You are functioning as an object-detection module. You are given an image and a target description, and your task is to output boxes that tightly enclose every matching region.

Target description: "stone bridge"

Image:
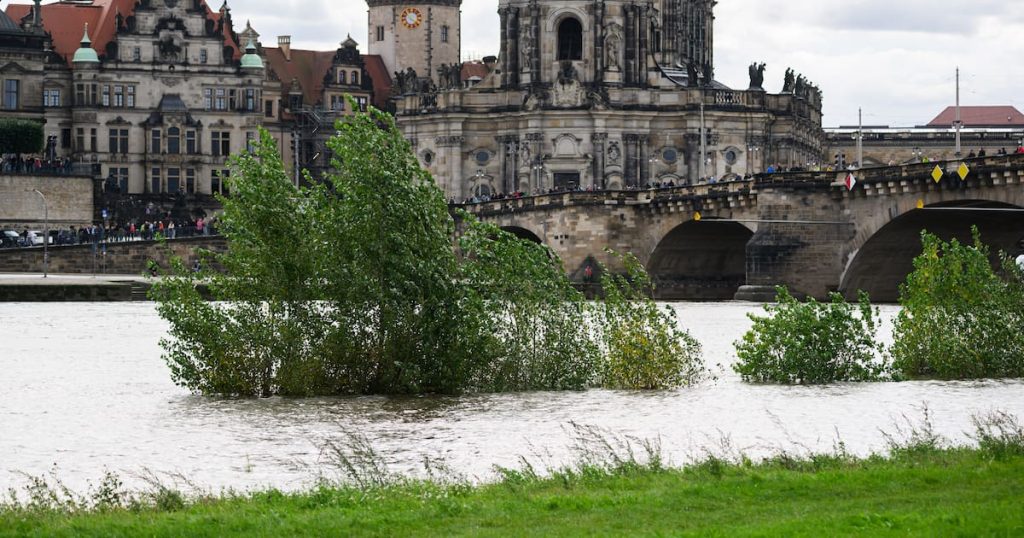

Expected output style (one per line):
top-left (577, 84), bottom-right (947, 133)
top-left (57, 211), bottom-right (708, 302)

top-left (463, 154), bottom-right (1024, 302)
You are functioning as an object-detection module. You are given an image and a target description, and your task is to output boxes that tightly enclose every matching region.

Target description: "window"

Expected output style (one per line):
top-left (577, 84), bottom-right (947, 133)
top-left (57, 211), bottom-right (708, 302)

top-left (126, 86), bottom-right (135, 108)
top-left (215, 88), bottom-right (226, 110)
top-left (186, 168), bottom-right (196, 193)
top-left (557, 18), bottom-right (583, 61)
top-left (211, 169), bottom-right (230, 194)
top-left (199, 49), bottom-right (208, 64)
top-left (43, 89), bottom-right (60, 107)
top-left (167, 168), bottom-right (180, 193)
top-left (3, 79), bottom-right (19, 109)
top-left (245, 88), bottom-right (256, 111)
top-left (441, 25), bottom-right (449, 43)
top-left (112, 167), bottom-right (128, 193)
top-left (90, 129), bottom-right (97, 152)
top-left (101, 85), bottom-right (110, 107)
top-left (376, 25), bottom-right (384, 42)
top-left (151, 129), bottom-right (161, 153)
top-left (151, 167), bottom-right (161, 194)
top-left (75, 128), bottom-right (84, 151)
top-left (186, 130), bottom-right (196, 154)
top-left (203, 88), bottom-right (212, 110)
top-left (338, 71), bottom-right (346, 84)
top-left (245, 131), bottom-right (256, 153)
top-left (167, 127), bottom-right (180, 154)
top-left (351, 71), bottom-right (359, 85)
top-left (61, 128), bottom-right (71, 149)
top-left (264, 99), bottom-right (274, 118)
top-left (113, 85), bottom-right (124, 107)
top-left (75, 84), bottom-right (85, 106)
top-left (132, 47), bottom-right (141, 62)
top-left (211, 131), bottom-right (230, 156)
top-left (330, 95), bottom-right (344, 111)
top-left (108, 128), bottom-right (128, 154)
top-left (228, 89), bottom-right (237, 110)
top-left (355, 96), bottom-right (368, 111)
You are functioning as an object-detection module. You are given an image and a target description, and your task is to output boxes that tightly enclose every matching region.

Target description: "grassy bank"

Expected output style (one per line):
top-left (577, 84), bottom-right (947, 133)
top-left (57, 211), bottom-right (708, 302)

top-left (3, 441), bottom-right (1023, 537)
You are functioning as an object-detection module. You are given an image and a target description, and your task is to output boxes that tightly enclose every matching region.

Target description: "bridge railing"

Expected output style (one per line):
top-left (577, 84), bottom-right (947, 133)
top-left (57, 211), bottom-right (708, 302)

top-left (755, 152), bottom-right (1024, 188)
top-left (457, 180), bottom-right (755, 214)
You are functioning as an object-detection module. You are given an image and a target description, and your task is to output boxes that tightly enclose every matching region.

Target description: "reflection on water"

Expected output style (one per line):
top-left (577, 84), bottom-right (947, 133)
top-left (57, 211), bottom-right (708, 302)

top-left (1, 302), bottom-right (1022, 492)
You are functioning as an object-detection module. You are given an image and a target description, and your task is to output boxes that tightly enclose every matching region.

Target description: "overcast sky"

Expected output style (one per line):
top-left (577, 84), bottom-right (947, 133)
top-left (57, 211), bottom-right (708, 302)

top-left (24, 0), bottom-right (1023, 127)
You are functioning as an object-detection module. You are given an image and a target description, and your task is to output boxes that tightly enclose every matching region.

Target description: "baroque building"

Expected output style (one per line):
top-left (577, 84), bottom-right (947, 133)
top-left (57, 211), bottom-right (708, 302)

top-left (2, 0), bottom-right (386, 196)
top-left (391, 0), bottom-right (827, 200)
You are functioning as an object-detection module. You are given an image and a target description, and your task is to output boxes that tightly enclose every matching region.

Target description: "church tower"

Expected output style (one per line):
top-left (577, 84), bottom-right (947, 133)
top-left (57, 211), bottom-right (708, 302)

top-left (366, 1), bottom-right (462, 81)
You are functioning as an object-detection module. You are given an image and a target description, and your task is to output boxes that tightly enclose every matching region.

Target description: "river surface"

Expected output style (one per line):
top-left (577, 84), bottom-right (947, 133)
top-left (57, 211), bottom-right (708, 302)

top-left (1, 302), bottom-right (1022, 493)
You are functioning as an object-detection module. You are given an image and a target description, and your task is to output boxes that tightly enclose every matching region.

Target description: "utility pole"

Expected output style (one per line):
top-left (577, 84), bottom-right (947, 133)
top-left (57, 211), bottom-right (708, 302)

top-left (856, 107), bottom-right (864, 169)
top-left (955, 67), bottom-right (962, 157)
top-left (32, 189), bottom-right (48, 278)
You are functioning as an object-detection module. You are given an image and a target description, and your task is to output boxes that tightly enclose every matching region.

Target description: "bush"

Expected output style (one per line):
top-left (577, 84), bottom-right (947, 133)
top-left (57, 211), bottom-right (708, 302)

top-left (153, 101), bottom-right (704, 397)
top-left (891, 229), bottom-right (1024, 380)
top-left (0, 119), bottom-right (44, 155)
top-left (733, 287), bottom-right (889, 384)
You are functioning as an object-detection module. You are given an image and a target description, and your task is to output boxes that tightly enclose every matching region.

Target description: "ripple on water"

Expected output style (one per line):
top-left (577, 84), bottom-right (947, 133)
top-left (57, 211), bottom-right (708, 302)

top-left (0, 302), bottom-right (1022, 492)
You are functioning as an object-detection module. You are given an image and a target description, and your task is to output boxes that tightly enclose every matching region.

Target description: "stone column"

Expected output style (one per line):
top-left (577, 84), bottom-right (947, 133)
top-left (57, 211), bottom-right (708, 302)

top-left (530, 3), bottom-right (541, 85)
top-left (592, 133), bottom-right (607, 189)
top-left (499, 7), bottom-right (509, 88)
top-left (593, 0), bottom-right (605, 83)
top-left (508, 8), bottom-right (520, 88)
top-left (637, 4), bottom-right (648, 87)
top-left (623, 5), bottom-right (634, 85)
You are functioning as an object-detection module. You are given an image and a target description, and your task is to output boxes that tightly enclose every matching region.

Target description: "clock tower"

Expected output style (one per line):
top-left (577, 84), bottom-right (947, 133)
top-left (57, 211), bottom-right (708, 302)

top-left (366, 0), bottom-right (462, 83)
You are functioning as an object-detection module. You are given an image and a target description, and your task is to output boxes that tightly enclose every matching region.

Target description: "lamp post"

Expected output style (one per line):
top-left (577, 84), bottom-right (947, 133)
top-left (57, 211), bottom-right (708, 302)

top-left (32, 189), bottom-right (48, 278)
top-left (912, 146), bottom-right (922, 163)
top-left (648, 154), bottom-right (658, 187)
top-left (746, 144), bottom-right (760, 175)
top-left (531, 159), bottom-right (544, 195)
top-left (473, 169), bottom-right (485, 200)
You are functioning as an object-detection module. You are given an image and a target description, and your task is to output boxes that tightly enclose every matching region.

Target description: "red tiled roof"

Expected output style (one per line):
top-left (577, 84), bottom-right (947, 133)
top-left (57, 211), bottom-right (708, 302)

top-left (461, 61), bottom-right (490, 81)
top-left (927, 106), bottom-right (1024, 127)
top-left (5, 0), bottom-right (239, 65)
top-left (362, 54), bottom-right (392, 109)
top-left (264, 47), bottom-right (336, 106)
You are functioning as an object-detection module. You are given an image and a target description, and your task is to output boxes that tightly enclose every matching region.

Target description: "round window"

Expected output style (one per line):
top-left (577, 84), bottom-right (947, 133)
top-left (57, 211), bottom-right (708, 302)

top-left (724, 149), bottom-right (738, 165)
top-left (475, 150), bottom-right (490, 165)
top-left (421, 150), bottom-right (434, 166)
top-left (662, 148), bottom-right (678, 163)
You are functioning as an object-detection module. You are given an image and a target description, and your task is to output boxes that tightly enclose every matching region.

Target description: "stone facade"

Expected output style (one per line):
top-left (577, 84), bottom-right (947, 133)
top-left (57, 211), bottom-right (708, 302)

top-left (2, 0), bottom-right (386, 197)
top-left (393, 0), bottom-right (826, 201)
top-left (0, 174), bottom-right (94, 229)
top-left (367, 0), bottom-right (462, 81)
top-left (0, 235), bottom-right (225, 274)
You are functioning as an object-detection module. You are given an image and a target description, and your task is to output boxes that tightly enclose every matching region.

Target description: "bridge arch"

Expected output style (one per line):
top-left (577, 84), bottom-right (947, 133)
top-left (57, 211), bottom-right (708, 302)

top-left (647, 219), bottom-right (754, 300)
top-left (840, 199), bottom-right (1024, 302)
top-left (500, 225), bottom-right (543, 244)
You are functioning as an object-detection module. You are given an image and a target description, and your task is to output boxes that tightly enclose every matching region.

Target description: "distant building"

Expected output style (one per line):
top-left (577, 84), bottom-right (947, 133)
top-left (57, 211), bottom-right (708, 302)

top-left (388, 0), bottom-right (827, 200)
top-left (2, 0), bottom-right (388, 195)
top-left (827, 106), bottom-right (1024, 167)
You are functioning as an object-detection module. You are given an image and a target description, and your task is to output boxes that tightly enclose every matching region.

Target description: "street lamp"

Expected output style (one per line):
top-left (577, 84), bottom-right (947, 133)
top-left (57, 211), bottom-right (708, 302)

top-left (32, 189), bottom-right (48, 278)
top-left (648, 154), bottom-right (658, 187)
top-left (746, 145), bottom-right (760, 175)
top-left (912, 146), bottom-right (923, 163)
top-left (531, 159), bottom-right (544, 194)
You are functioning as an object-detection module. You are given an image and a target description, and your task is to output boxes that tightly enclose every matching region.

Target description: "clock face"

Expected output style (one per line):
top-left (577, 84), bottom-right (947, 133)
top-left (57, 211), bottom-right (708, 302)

top-left (400, 7), bottom-right (423, 29)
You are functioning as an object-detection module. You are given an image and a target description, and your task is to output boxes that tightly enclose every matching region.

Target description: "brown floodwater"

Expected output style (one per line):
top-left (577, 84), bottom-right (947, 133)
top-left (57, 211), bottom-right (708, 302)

top-left (1, 302), bottom-right (1021, 492)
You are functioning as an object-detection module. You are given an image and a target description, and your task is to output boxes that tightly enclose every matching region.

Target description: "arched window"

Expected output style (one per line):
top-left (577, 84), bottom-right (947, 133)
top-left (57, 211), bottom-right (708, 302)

top-left (351, 71), bottom-right (359, 85)
top-left (338, 70), bottom-right (346, 84)
top-left (557, 18), bottom-right (583, 61)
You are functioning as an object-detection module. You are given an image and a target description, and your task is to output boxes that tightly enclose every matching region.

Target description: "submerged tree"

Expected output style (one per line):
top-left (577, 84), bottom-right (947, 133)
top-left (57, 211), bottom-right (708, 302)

top-left (152, 103), bottom-right (704, 397)
top-left (891, 229), bottom-right (1024, 380)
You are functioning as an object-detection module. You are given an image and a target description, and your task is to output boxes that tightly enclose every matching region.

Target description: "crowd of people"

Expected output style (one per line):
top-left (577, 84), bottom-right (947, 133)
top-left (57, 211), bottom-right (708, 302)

top-left (0, 217), bottom-right (217, 249)
top-left (0, 155), bottom-right (77, 175)
top-left (453, 177), bottom-right (753, 205)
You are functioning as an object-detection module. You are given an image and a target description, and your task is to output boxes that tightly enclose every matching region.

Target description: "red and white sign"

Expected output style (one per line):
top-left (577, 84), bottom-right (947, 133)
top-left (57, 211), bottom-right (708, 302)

top-left (844, 173), bottom-right (857, 191)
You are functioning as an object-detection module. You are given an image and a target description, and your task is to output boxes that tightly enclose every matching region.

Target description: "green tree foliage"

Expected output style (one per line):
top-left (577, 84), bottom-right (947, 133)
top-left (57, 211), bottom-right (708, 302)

top-left (153, 103), bottom-right (705, 397)
top-left (733, 288), bottom-right (889, 384)
top-left (891, 229), bottom-right (1024, 379)
top-left (0, 119), bottom-right (44, 155)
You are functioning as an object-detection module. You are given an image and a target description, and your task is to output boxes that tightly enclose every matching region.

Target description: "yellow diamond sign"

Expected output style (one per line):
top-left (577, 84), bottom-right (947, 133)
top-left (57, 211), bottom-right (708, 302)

top-left (958, 162), bottom-right (970, 180)
top-left (694, 211), bottom-right (702, 222)
top-left (931, 165), bottom-right (943, 183)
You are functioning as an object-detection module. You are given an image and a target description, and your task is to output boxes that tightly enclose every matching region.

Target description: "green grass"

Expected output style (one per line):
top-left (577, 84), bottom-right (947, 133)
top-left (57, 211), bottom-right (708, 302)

top-left (2, 448), bottom-right (1023, 537)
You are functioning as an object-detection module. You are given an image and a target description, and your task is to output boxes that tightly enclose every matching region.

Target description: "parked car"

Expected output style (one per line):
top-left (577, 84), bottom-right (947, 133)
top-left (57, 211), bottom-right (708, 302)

top-left (1, 230), bottom-right (24, 248)
top-left (26, 231), bottom-right (52, 247)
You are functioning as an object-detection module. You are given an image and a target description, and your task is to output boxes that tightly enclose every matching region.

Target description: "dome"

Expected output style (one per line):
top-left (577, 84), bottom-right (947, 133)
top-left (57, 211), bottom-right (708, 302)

top-left (72, 23), bottom-right (99, 64)
top-left (239, 39), bottom-right (264, 69)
